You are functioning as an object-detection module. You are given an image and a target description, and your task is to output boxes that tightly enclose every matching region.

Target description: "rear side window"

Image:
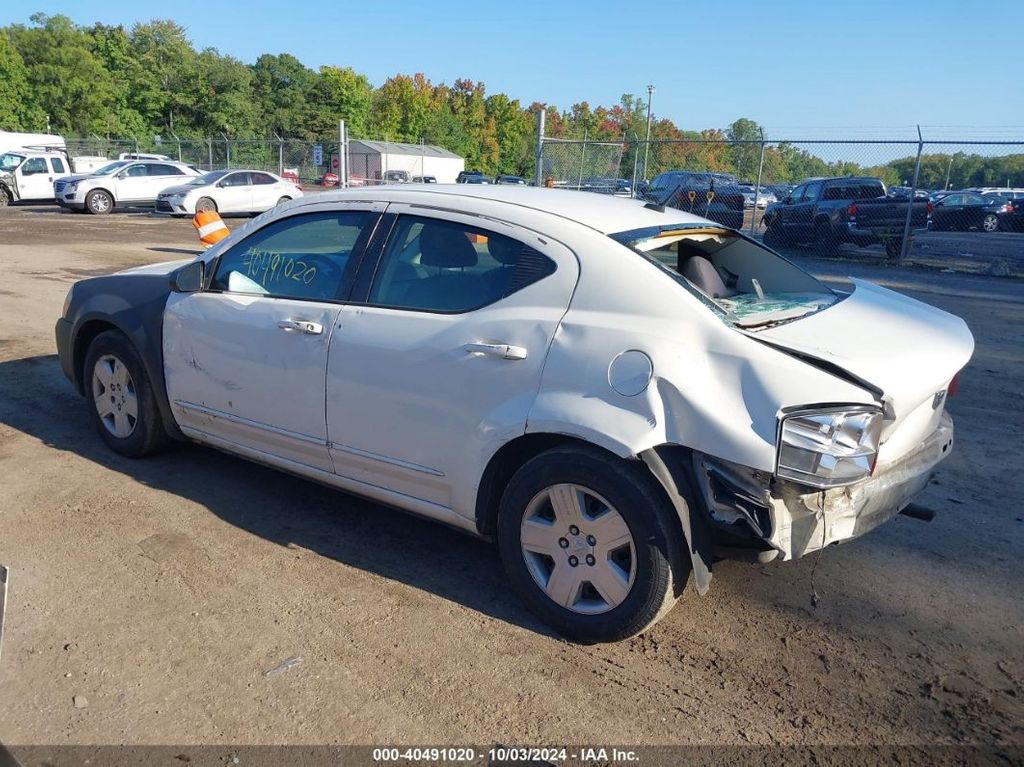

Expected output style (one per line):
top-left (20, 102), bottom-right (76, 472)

top-left (50, 158), bottom-right (66, 173)
top-left (149, 163), bottom-right (184, 176)
top-left (250, 172), bottom-right (276, 185)
top-left (367, 216), bottom-right (556, 313)
top-left (211, 211), bottom-right (376, 301)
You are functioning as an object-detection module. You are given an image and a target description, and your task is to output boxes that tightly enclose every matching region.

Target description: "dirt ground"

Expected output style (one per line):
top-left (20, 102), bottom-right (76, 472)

top-left (0, 204), bottom-right (1022, 752)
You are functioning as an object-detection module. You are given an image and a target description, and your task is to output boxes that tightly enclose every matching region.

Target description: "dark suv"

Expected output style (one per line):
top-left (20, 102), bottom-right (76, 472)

top-left (456, 170), bottom-right (488, 184)
top-left (643, 171), bottom-right (745, 229)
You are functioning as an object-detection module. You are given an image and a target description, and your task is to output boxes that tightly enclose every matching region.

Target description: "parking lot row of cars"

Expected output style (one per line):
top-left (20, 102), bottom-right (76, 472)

top-left (0, 147), bottom-right (304, 215)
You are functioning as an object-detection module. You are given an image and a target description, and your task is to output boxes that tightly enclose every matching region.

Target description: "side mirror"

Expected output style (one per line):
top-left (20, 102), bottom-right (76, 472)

top-left (170, 260), bottom-right (205, 293)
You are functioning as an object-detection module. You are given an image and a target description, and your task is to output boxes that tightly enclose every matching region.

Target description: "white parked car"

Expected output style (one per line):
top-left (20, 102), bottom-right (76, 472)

top-left (55, 160), bottom-right (201, 214)
top-left (156, 169), bottom-right (304, 216)
top-left (55, 186), bottom-right (973, 642)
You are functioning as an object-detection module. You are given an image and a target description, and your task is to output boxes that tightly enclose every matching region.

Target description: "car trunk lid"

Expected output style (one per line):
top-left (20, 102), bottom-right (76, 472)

top-left (748, 278), bottom-right (974, 427)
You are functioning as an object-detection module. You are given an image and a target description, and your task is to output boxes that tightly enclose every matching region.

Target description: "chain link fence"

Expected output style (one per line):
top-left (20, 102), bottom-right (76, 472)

top-left (63, 135), bottom-right (346, 184)
top-left (536, 130), bottom-right (1024, 276)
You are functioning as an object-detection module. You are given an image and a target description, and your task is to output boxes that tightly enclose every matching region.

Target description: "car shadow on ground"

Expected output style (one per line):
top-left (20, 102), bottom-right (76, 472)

top-left (0, 353), bottom-right (556, 638)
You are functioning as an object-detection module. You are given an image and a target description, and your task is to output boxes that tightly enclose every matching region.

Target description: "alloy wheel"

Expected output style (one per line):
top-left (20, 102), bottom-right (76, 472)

top-left (520, 483), bottom-right (636, 615)
top-left (91, 354), bottom-right (138, 438)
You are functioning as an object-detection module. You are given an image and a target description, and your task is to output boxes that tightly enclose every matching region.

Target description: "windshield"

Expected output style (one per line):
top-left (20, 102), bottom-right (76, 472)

top-left (610, 224), bottom-right (837, 328)
top-left (0, 153), bottom-right (25, 172)
top-left (94, 161), bottom-right (130, 176)
top-left (193, 171), bottom-right (229, 185)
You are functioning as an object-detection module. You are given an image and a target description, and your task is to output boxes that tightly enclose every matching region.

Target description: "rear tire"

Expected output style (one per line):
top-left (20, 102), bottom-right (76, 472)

top-left (83, 330), bottom-right (169, 458)
top-left (0, 186), bottom-right (9, 207)
top-left (195, 197), bottom-right (217, 213)
top-left (497, 445), bottom-right (686, 643)
top-left (885, 239), bottom-right (902, 260)
top-left (85, 189), bottom-right (113, 215)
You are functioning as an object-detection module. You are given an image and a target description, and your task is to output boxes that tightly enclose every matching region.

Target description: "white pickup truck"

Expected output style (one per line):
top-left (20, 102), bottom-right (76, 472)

top-left (0, 149), bottom-right (109, 205)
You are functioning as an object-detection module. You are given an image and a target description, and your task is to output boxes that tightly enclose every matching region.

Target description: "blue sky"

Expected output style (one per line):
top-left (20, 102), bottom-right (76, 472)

top-left (3, 1), bottom-right (1023, 135)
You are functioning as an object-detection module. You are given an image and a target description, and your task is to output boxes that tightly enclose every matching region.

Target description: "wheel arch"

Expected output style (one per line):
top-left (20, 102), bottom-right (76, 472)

top-left (475, 432), bottom-right (712, 596)
top-left (64, 278), bottom-right (184, 440)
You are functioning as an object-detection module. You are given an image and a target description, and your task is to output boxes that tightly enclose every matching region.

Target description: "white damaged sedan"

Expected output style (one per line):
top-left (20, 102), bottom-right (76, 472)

top-left (155, 169), bottom-right (303, 216)
top-left (55, 186), bottom-right (973, 642)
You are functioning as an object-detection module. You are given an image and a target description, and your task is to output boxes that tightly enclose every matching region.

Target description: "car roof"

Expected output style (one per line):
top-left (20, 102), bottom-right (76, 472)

top-left (301, 185), bottom-right (710, 234)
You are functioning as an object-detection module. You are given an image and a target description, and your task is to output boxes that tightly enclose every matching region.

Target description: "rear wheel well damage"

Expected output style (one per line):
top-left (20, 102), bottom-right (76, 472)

top-left (475, 434), bottom-right (711, 597)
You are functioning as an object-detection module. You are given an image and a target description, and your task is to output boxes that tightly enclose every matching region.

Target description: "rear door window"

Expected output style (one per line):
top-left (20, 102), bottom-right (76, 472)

top-left (367, 215), bottom-right (556, 313)
top-left (148, 163), bottom-right (185, 176)
top-left (50, 157), bottom-right (66, 173)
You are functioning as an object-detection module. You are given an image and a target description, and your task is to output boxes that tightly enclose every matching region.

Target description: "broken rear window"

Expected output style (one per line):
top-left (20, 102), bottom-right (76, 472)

top-left (610, 225), bottom-right (839, 329)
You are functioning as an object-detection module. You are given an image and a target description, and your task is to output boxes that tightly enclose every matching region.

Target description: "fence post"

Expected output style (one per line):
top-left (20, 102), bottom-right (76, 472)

top-left (222, 134), bottom-right (230, 168)
top-left (170, 132), bottom-right (181, 162)
top-left (578, 129), bottom-right (587, 190)
top-left (274, 132), bottom-right (283, 176)
top-left (630, 133), bottom-right (640, 198)
top-left (898, 125), bottom-right (924, 264)
top-left (750, 129), bottom-right (767, 235)
top-left (207, 139), bottom-right (213, 171)
top-left (534, 108), bottom-right (545, 186)
top-left (339, 120), bottom-right (348, 188)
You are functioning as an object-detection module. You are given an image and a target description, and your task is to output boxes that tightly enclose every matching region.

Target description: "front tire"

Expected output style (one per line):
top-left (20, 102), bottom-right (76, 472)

top-left (195, 197), bottom-right (217, 213)
top-left (85, 189), bottom-right (113, 215)
top-left (497, 446), bottom-right (685, 642)
top-left (83, 330), bottom-right (168, 457)
top-left (763, 217), bottom-right (786, 248)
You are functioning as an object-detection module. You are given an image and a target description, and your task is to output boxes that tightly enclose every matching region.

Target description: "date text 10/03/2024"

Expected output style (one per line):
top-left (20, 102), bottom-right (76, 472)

top-left (371, 747), bottom-right (639, 762)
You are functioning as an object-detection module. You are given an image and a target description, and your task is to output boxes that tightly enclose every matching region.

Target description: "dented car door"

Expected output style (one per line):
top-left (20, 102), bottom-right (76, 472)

top-left (163, 205), bottom-right (383, 472)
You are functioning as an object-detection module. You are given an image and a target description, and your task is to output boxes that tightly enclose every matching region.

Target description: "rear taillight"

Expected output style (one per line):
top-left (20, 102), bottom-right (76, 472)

top-left (948, 373), bottom-right (960, 397)
top-left (847, 203), bottom-right (858, 217)
top-left (927, 202), bottom-right (934, 215)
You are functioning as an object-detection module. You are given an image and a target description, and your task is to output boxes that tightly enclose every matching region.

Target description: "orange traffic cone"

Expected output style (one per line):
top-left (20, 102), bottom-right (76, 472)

top-left (193, 210), bottom-right (229, 248)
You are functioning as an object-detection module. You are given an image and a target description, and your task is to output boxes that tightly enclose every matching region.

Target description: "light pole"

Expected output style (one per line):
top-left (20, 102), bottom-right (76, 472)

top-left (945, 154), bottom-right (954, 190)
top-left (642, 84), bottom-right (654, 182)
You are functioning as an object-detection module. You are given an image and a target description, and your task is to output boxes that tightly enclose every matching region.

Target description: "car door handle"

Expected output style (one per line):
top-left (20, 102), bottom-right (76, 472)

top-left (278, 319), bottom-right (323, 335)
top-left (464, 342), bottom-right (527, 360)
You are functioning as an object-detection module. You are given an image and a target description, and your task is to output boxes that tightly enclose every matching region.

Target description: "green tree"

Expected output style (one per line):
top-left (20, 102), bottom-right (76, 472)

top-left (313, 65), bottom-right (373, 138)
top-left (8, 13), bottom-right (117, 134)
top-left (251, 53), bottom-right (315, 137)
top-left (727, 117), bottom-right (761, 181)
top-left (127, 20), bottom-right (197, 132)
top-left (0, 30), bottom-right (43, 130)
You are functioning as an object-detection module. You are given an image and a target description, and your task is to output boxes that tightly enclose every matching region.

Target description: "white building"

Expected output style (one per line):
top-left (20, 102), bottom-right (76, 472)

top-left (346, 140), bottom-right (465, 184)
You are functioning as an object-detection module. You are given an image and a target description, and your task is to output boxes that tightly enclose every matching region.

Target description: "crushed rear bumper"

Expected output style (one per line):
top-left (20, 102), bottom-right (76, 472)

top-left (691, 411), bottom-right (955, 561)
